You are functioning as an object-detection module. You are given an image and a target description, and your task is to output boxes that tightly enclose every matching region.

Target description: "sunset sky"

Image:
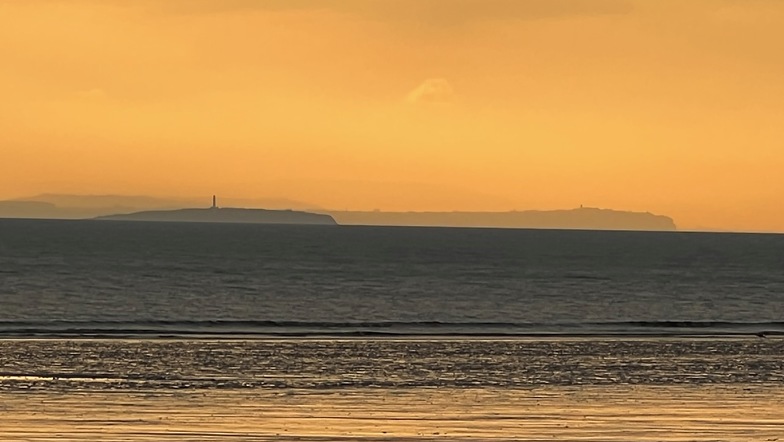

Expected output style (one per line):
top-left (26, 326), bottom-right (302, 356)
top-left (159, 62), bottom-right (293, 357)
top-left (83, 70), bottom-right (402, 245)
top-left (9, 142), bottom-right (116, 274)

top-left (2, 0), bottom-right (783, 231)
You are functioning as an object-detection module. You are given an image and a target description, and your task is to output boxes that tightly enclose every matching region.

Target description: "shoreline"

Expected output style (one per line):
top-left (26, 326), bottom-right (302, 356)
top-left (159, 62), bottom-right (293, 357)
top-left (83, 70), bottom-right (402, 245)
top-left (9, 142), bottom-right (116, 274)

top-left (0, 332), bottom-right (780, 341)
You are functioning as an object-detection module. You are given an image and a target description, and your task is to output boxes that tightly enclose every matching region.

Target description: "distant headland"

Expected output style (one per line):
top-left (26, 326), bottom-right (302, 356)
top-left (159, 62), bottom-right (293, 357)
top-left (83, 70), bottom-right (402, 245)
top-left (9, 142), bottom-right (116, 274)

top-left (94, 196), bottom-right (337, 225)
top-left (0, 194), bottom-right (676, 231)
top-left (328, 207), bottom-right (676, 231)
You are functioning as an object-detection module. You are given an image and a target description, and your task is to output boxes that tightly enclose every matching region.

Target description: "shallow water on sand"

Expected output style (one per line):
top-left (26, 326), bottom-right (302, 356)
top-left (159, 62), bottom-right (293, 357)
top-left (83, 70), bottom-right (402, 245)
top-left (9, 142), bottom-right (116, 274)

top-left (1, 338), bottom-right (784, 390)
top-left (1, 338), bottom-right (783, 440)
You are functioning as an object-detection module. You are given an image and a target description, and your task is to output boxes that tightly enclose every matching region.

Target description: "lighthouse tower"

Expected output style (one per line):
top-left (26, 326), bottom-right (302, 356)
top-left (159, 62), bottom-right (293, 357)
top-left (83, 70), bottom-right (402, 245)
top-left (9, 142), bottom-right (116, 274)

top-left (211, 195), bottom-right (217, 209)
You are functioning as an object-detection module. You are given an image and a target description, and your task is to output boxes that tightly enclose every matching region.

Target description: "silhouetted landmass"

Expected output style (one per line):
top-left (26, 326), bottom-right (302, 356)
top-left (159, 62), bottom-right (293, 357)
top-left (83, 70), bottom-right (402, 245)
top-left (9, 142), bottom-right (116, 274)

top-left (328, 208), bottom-right (677, 231)
top-left (95, 208), bottom-right (337, 225)
top-left (1, 194), bottom-right (676, 231)
top-left (0, 194), bottom-right (321, 219)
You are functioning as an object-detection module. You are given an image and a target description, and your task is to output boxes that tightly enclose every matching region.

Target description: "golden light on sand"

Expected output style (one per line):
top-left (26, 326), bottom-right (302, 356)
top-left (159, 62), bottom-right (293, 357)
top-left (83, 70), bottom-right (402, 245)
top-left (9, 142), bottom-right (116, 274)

top-left (3, 387), bottom-right (784, 440)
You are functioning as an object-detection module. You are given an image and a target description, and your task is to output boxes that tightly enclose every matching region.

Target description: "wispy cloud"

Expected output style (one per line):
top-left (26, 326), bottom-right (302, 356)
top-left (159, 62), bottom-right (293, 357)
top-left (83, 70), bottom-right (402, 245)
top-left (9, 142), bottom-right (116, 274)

top-left (407, 79), bottom-right (455, 104)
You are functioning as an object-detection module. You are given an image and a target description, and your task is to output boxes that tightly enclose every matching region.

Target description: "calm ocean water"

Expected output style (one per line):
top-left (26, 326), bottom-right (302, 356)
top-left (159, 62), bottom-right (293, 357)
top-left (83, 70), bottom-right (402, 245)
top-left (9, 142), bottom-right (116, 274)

top-left (1, 218), bottom-right (783, 338)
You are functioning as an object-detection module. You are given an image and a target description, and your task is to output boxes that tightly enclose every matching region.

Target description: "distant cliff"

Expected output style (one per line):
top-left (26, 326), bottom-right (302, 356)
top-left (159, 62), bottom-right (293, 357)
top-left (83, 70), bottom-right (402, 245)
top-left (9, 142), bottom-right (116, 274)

top-left (1, 194), bottom-right (676, 231)
top-left (328, 207), bottom-right (676, 231)
top-left (95, 208), bottom-right (337, 225)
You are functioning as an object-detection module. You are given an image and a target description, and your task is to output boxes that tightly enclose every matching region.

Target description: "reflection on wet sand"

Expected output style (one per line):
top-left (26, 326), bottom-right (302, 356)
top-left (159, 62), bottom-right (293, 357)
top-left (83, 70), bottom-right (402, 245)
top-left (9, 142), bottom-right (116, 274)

top-left (2, 339), bottom-right (783, 440)
top-left (3, 386), bottom-right (784, 441)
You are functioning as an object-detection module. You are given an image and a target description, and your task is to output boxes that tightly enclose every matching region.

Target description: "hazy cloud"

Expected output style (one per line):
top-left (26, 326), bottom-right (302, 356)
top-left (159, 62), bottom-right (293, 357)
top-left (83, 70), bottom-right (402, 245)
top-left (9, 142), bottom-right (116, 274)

top-left (407, 79), bottom-right (455, 104)
top-left (143, 0), bottom-right (633, 24)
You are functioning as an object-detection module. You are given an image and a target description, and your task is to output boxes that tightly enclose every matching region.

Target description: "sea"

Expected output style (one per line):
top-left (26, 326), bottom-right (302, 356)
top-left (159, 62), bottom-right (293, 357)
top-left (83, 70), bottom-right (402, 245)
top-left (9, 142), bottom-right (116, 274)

top-left (1, 218), bottom-right (783, 440)
top-left (2, 218), bottom-right (784, 338)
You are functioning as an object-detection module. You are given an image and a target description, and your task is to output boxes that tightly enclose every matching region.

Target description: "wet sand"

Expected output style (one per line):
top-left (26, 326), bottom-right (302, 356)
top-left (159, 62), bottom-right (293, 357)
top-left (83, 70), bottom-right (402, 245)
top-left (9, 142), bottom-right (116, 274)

top-left (3, 386), bottom-right (784, 441)
top-left (2, 338), bottom-right (783, 440)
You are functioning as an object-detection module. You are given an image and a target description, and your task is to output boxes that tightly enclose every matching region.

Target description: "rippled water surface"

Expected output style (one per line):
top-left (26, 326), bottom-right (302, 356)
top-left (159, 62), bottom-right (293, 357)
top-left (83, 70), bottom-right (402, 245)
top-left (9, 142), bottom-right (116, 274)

top-left (2, 219), bottom-right (784, 337)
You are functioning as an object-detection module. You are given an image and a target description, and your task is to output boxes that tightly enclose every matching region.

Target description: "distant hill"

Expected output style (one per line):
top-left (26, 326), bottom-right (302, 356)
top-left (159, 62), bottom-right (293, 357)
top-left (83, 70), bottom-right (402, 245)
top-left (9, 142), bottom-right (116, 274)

top-left (0, 194), bottom-right (321, 219)
top-left (95, 208), bottom-right (337, 225)
top-left (0, 201), bottom-right (115, 219)
top-left (328, 207), bottom-right (677, 231)
top-left (0, 194), bottom-right (677, 231)
top-left (17, 194), bottom-right (186, 209)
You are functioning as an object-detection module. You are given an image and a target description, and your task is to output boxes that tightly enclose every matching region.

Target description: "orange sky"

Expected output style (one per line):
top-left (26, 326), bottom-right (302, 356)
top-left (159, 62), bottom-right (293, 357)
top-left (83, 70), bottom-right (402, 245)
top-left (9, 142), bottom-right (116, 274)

top-left (2, 0), bottom-right (783, 231)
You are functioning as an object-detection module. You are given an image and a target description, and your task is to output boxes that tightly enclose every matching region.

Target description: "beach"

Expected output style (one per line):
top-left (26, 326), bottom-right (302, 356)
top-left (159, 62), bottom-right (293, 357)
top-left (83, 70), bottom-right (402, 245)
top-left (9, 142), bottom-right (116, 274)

top-left (4, 385), bottom-right (784, 441)
top-left (2, 338), bottom-right (783, 441)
